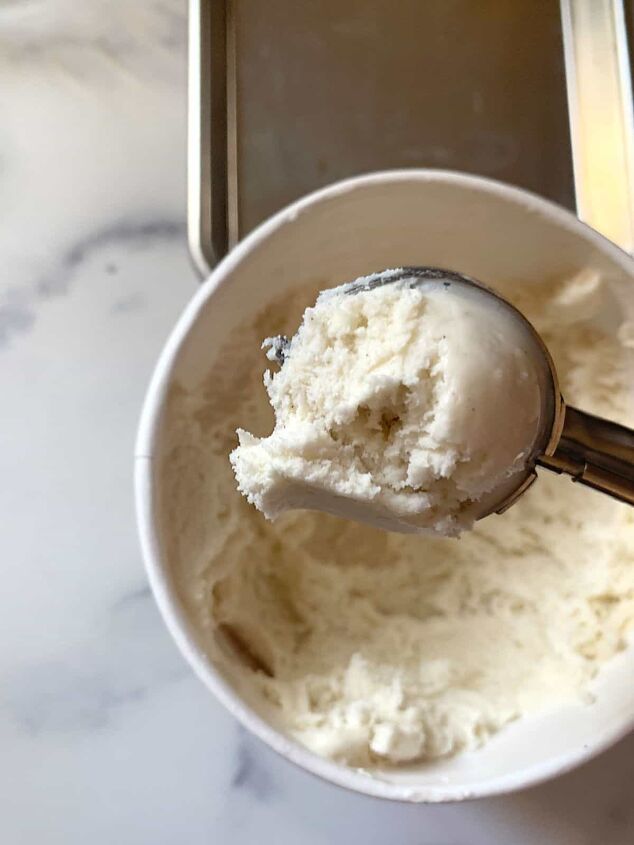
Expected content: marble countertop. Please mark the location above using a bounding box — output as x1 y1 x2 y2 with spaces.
0 2 632 842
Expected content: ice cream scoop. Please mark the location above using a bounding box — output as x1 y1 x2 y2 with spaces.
354 268 634 514
231 268 634 535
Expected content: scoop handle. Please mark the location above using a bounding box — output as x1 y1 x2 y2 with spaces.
538 406 634 506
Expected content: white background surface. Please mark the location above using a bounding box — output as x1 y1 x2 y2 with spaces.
0 1 632 842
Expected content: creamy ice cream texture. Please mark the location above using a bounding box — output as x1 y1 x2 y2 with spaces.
162 270 634 767
231 272 547 536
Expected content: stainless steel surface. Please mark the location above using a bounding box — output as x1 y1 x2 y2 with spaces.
190 1 579 274
561 0 634 251
188 0 229 273
539 407 634 506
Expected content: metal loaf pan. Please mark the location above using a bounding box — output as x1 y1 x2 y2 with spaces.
189 0 634 275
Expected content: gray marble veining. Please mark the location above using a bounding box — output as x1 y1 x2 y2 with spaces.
0 217 185 348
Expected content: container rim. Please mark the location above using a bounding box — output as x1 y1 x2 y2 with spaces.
136 168 634 802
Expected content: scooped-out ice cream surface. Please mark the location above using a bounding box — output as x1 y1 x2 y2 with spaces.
166 269 634 767
230 270 548 536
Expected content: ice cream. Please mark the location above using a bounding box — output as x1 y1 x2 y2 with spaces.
162 270 634 767
230 270 549 536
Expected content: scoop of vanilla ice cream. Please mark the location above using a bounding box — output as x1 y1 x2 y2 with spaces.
230 272 547 536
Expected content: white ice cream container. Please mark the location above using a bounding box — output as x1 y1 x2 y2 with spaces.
135 170 634 802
